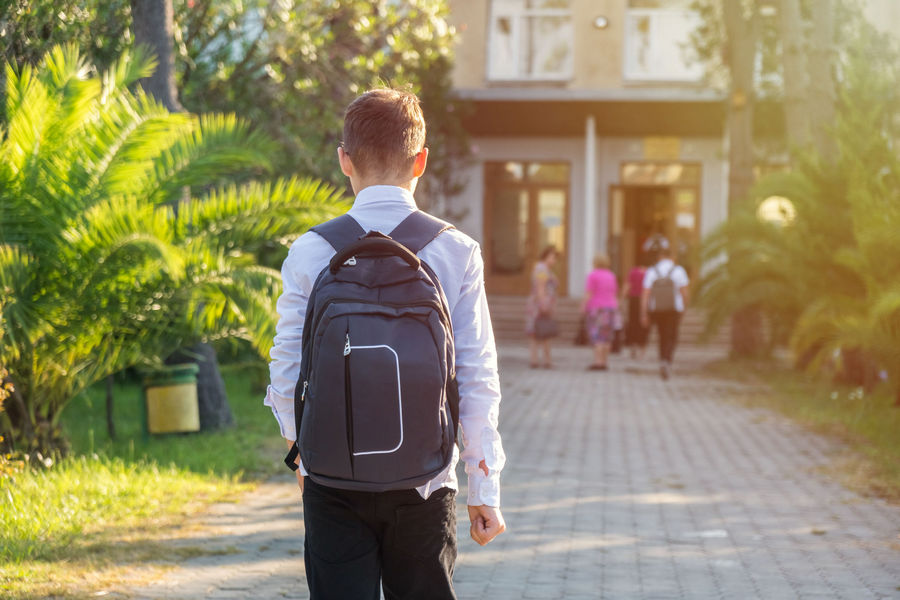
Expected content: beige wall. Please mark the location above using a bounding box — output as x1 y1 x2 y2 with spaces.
864 0 900 37
448 0 488 89
449 0 628 90
572 0 624 89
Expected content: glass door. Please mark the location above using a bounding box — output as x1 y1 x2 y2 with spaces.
484 162 569 296
608 184 700 281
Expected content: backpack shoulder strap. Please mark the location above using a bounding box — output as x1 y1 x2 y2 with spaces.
388 210 454 255
310 213 366 252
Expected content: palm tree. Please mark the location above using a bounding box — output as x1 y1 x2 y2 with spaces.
697 24 900 399
0 45 345 453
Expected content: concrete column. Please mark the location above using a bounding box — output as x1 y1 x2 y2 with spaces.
584 115 597 285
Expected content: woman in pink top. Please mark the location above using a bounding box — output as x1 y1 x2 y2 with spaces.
581 254 619 370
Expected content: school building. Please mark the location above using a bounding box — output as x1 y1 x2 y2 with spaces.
443 0 899 305
446 0 723 303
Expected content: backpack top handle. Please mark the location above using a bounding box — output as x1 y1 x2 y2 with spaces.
329 236 421 274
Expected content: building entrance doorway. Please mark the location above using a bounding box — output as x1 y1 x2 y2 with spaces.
608 184 700 281
483 162 569 296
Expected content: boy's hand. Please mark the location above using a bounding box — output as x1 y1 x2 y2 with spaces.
285 439 304 493
468 505 506 546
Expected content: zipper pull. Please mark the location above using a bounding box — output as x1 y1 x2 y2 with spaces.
300 380 308 403
343 333 351 356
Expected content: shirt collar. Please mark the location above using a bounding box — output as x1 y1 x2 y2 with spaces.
352 185 417 211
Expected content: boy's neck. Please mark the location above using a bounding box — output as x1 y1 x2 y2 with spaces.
351 176 417 196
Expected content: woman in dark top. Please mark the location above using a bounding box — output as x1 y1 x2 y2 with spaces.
622 256 650 359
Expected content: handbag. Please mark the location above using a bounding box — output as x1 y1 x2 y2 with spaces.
534 314 559 340
574 314 589 346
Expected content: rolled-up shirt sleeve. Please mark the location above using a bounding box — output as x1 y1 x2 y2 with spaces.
453 245 505 508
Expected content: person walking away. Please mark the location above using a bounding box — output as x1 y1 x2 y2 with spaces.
641 245 690 380
622 258 649 359
265 88 506 600
582 254 619 370
525 246 559 368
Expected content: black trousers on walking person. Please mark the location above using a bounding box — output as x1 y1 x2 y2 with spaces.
625 296 649 347
302 477 458 600
650 310 682 363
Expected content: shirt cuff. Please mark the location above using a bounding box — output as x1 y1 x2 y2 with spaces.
466 469 501 507
264 385 296 441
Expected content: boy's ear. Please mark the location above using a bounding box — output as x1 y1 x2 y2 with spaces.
338 146 354 177
412 147 429 178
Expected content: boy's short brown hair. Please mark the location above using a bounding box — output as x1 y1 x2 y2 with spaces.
342 88 426 180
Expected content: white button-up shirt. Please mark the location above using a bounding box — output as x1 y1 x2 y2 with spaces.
265 185 505 507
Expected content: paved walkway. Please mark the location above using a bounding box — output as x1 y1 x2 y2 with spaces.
126 344 900 599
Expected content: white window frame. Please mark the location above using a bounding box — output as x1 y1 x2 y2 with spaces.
623 7 704 83
487 1 574 82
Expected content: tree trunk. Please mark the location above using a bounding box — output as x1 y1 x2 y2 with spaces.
193 343 234 431
166 343 234 431
131 0 232 428
105 374 116 441
723 0 766 357
806 0 837 163
130 0 183 112
779 0 811 149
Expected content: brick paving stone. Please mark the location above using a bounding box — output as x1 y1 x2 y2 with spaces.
117 343 900 599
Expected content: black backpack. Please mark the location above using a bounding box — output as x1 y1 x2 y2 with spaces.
284 211 460 492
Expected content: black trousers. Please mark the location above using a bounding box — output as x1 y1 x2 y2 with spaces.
302 477 458 600
650 310 682 362
625 296 649 347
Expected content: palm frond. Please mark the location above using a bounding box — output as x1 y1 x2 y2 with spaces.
63 86 190 202
100 46 157 104
0 245 38 363
146 113 276 203
177 177 347 252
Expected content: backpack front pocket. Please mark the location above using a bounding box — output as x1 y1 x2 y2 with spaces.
347 343 403 456
343 310 448 484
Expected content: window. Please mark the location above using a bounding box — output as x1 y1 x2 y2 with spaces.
624 0 704 82
488 0 574 81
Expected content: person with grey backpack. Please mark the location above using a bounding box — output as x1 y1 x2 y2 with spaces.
264 89 505 600
640 243 690 380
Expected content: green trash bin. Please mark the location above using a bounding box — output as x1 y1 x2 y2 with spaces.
142 364 200 434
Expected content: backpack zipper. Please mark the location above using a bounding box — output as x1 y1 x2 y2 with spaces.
344 331 355 474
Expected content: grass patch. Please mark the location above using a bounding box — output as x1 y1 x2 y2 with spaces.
705 358 900 503
0 368 285 599
63 369 283 477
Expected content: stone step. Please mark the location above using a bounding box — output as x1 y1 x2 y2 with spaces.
487 295 730 346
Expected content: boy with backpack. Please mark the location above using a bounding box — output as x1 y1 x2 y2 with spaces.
640 244 690 380
264 88 506 599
